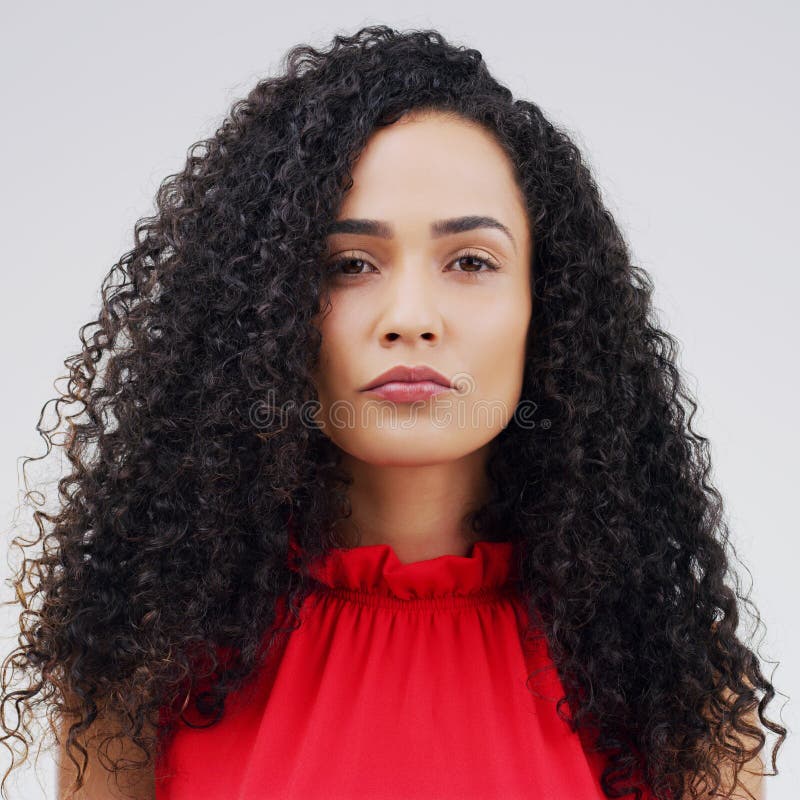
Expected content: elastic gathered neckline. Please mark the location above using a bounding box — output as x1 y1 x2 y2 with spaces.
290 534 519 604
308 582 522 611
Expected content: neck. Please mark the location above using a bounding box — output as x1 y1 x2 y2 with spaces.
332 443 495 564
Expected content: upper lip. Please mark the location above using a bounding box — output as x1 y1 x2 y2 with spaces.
360 364 454 391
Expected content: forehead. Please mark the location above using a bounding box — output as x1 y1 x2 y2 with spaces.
335 112 528 238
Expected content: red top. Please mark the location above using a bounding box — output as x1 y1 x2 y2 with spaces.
155 539 654 799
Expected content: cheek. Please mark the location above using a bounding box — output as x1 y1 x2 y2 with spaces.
463 298 529 401
314 301 363 392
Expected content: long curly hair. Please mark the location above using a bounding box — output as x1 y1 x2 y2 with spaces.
1 24 786 800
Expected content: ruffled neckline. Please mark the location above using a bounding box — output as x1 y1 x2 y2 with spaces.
290 534 519 602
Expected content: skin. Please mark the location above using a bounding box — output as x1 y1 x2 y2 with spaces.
311 109 533 565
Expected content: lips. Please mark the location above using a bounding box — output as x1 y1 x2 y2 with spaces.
360 364 453 392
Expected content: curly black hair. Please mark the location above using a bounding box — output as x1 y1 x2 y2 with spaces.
1 23 786 800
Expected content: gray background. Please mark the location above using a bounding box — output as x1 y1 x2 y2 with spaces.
1 2 796 797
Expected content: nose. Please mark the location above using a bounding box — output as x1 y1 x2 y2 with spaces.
377 262 443 345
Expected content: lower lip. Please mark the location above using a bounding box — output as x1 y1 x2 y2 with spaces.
363 381 452 402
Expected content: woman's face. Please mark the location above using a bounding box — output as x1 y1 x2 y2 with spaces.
311 110 532 467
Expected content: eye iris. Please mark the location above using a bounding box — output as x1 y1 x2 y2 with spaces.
459 256 483 271
341 259 364 274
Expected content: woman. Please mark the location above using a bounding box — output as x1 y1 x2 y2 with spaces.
1 24 785 800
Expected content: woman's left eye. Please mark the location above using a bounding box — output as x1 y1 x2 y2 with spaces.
450 252 500 274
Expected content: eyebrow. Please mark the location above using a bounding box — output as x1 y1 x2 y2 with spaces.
325 215 517 253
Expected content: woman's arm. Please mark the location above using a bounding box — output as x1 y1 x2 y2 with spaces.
56 701 156 800
684 687 767 800
690 749 765 800
736 754 766 800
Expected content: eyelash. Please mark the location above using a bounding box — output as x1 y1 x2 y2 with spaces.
325 250 501 280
